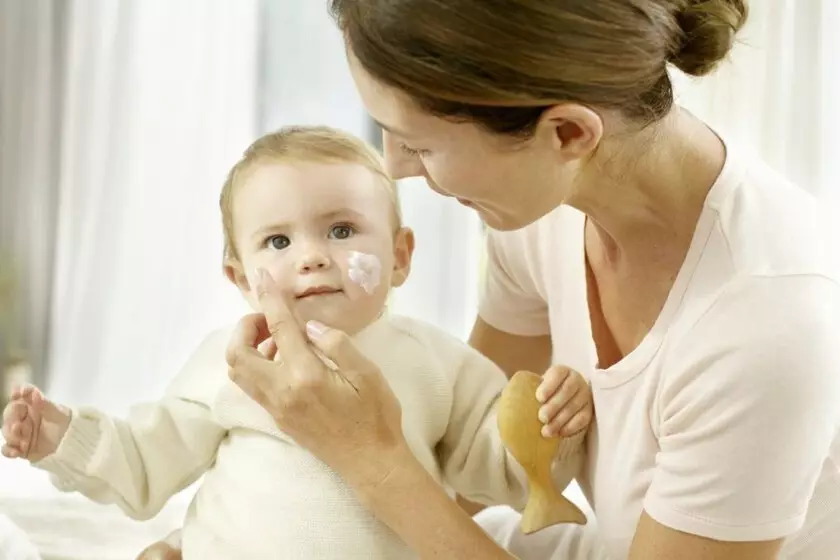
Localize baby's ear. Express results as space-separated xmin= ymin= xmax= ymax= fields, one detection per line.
xmin=390 ymin=227 xmax=415 ymax=287
xmin=223 ymin=258 xmax=249 ymax=293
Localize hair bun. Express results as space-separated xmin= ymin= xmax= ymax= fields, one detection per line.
xmin=670 ymin=0 xmax=749 ymax=76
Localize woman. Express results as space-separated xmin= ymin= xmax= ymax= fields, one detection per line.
xmin=140 ymin=0 xmax=840 ymax=558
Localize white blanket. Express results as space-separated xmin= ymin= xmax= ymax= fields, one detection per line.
xmin=0 ymin=456 xmax=191 ymax=560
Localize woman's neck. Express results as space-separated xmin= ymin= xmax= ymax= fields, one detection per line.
xmin=569 ymin=108 xmax=726 ymax=267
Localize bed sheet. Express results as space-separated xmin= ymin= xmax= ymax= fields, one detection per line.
xmin=0 ymin=456 xmax=192 ymax=560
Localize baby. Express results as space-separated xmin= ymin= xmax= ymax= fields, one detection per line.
xmin=1 ymin=126 xmax=592 ymax=559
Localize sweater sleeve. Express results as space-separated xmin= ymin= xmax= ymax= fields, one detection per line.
xmin=34 ymin=329 xmax=229 ymax=520
xmin=436 ymin=344 xmax=585 ymax=509
xmin=479 ymin=228 xmax=551 ymax=337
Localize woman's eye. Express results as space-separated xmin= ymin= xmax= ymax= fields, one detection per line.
xmin=266 ymin=235 xmax=290 ymax=250
xmin=399 ymin=143 xmax=430 ymax=157
xmin=329 ymin=224 xmax=355 ymax=240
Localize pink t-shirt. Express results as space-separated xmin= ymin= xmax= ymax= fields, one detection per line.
xmin=477 ymin=146 xmax=840 ymax=559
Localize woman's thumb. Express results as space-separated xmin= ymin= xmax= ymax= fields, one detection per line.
xmin=305 ymin=321 xmax=370 ymax=386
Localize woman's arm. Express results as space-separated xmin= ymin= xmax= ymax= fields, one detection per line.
xmin=354 ymin=444 xmax=519 ymax=560
xmin=629 ymin=512 xmax=783 ymax=560
xmin=468 ymin=317 xmax=552 ymax=380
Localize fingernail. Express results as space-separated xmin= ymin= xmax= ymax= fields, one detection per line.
xmin=305 ymin=320 xmax=327 ymax=340
xmin=538 ymin=408 xmax=548 ymax=423
xmin=541 ymin=426 xmax=551 ymax=438
xmin=535 ymin=388 xmax=546 ymax=403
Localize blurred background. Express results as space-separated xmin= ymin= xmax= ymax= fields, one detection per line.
xmin=0 ymin=1 xmax=837 ymax=558
xmin=1 ymin=1 xmax=838 ymax=415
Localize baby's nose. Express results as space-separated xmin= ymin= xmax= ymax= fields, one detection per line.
xmin=297 ymin=251 xmax=330 ymax=273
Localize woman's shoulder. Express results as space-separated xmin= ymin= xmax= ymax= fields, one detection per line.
xmin=706 ymin=147 xmax=838 ymax=281
xmin=662 ymin=272 xmax=840 ymax=413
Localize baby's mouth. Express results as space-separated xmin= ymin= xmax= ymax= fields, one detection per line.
xmin=295 ymin=286 xmax=343 ymax=299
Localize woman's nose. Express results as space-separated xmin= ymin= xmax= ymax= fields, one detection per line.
xmin=382 ymin=130 xmax=425 ymax=180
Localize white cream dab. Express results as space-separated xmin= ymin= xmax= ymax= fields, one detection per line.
xmin=346 ymin=251 xmax=381 ymax=295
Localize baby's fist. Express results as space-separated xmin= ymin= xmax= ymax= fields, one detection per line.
xmin=1 ymin=385 xmax=70 ymax=462
xmin=535 ymin=366 xmax=593 ymax=438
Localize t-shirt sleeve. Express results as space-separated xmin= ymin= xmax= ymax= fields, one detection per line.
xmin=644 ymin=275 xmax=840 ymax=542
xmin=478 ymin=228 xmax=551 ymax=336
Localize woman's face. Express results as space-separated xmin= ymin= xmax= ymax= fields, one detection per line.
xmin=347 ymin=52 xmax=596 ymax=231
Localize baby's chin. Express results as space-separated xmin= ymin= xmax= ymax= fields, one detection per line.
xmin=292 ymin=296 xmax=382 ymax=337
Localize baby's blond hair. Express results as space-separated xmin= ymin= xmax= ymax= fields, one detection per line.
xmin=220 ymin=125 xmax=400 ymax=262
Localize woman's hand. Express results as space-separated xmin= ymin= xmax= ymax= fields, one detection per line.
xmin=225 ymin=268 xmax=408 ymax=490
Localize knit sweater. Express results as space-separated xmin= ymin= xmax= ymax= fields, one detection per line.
xmin=35 ymin=314 xmax=585 ymax=559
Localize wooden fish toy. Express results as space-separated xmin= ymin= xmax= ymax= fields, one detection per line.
xmin=498 ymin=370 xmax=588 ymax=534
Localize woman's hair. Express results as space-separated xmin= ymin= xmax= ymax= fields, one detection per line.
xmin=330 ymin=0 xmax=748 ymax=135
xmin=220 ymin=125 xmax=400 ymax=262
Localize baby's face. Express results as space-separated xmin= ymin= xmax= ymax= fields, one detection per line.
xmin=227 ymin=160 xmax=412 ymax=335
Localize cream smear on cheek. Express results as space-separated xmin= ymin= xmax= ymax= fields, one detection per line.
xmin=346 ymin=251 xmax=381 ymax=296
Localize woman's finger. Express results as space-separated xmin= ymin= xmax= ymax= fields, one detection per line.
xmin=227 ymin=349 xmax=278 ymax=407
xmin=258 ymin=338 xmax=278 ymax=361
xmin=254 ymin=268 xmax=312 ymax=363
xmin=225 ymin=313 xmax=271 ymax=368
xmin=536 ymin=365 xmax=571 ymax=403
xmin=305 ymin=321 xmax=372 ymax=390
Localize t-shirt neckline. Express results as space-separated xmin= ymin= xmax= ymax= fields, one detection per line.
xmin=583 ymin=143 xmax=744 ymax=389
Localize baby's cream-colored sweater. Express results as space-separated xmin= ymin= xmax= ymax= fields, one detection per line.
xmin=36 ymin=314 xmax=584 ymax=559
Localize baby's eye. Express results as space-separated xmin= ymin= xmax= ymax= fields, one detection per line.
xmin=329 ymin=224 xmax=355 ymax=240
xmin=265 ymin=235 xmax=290 ymax=250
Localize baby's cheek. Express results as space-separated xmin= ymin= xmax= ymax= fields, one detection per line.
xmin=343 ymin=251 xmax=383 ymax=297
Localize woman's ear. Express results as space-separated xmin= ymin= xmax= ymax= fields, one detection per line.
xmin=537 ymin=103 xmax=604 ymax=162
xmin=390 ymin=227 xmax=415 ymax=287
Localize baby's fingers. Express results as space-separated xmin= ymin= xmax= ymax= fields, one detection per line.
xmin=1 ymin=444 xmax=21 ymax=459
xmin=2 ymin=402 xmax=29 ymax=442
xmin=536 ymin=365 xmax=572 ymax=403
xmin=3 ymin=401 xmax=28 ymax=424
xmin=541 ymin=390 xmax=589 ymax=437
xmin=557 ymin=403 xmax=593 ymax=437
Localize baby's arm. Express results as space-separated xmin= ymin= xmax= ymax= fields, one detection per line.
xmin=437 ymin=348 xmax=589 ymax=509
xmin=8 ymin=331 xmax=228 ymax=520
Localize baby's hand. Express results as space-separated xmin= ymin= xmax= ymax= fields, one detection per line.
xmin=535 ymin=366 xmax=593 ymax=438
xmin=1 ymin=385 xmax=71 ymax=462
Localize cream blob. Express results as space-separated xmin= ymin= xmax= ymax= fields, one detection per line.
xmin=346 ymin=251 xmax=381 ymax=295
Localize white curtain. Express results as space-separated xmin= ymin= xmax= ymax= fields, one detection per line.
xmin=390 ymin=182 xmax=484 ymax=340
xmin=0 ymin=0 xmax=64 ymax=387
xmin=44 ymin=0 xmax=257 ymax=414
xmin=673 ymin=0 xmax=840 ymax=202
xmin=257 ymin=1 xmax=369 ymax=138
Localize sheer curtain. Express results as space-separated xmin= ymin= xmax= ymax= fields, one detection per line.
xmin=45 ymin=0 xmax=258 ymax=414
xmin=673 ymin=0 xmax=840 ymax=202
xmin=0 ymin=0 xmax=65 ymax=388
